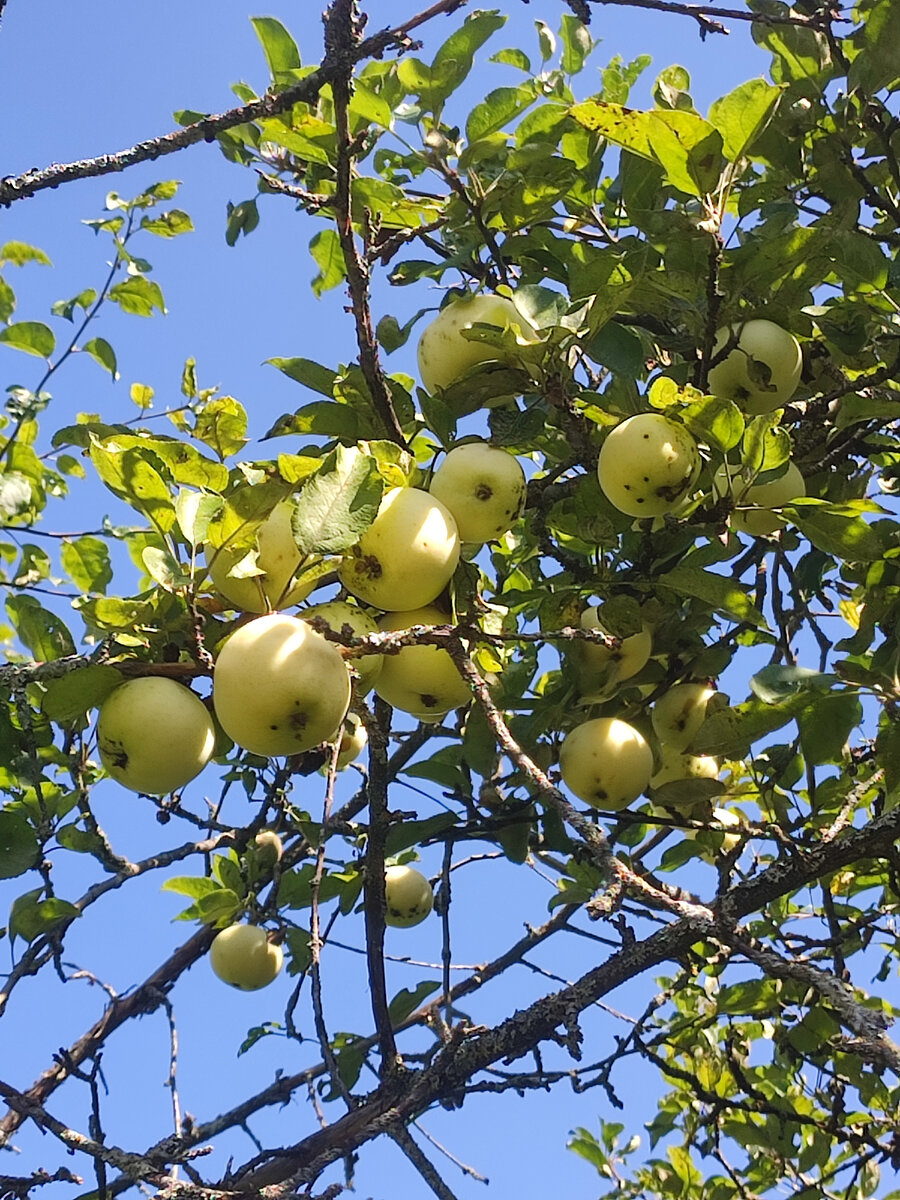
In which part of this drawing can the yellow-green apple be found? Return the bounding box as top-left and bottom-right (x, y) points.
(374, 606), (471, 720)
(572, 605), (652, 696)
(205, 500), (318, 613)
(651, 746), (720, 791)
(651, 682), (716, 751)
(97, 677), (215, 795)
(598, 414), (700, 518)
(210, 924), (283, 990)
(338, 487), (460, 612)
(428, 441), (526, 543)
(688, 807), (744, 861)
(303, 599), (383, 693)
(213, 614), (351, 757)
(559, 717), (653, 809)
(253, 830), (283, 866)
(417, 293), (533, 393)
(334, 713), (368, 769)
(383, 865), (434, 928)
(714, 461), (806, 536)
(707, 319), (802, 414)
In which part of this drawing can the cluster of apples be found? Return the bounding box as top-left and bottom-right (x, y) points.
(207, 831), (433, 992)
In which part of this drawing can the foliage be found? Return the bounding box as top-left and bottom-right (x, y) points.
(2, 0), (900, 1197)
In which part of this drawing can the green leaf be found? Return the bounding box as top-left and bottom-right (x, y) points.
(5, 595), (75, 660)
(388, 981), (441, 1026)
(0, 810), (40, 878)
(466, 83), (538, 142)
(175, 490), (221, 547)
(384, 813), (459, 856)
(682, 395), (744, 454)
(847, 0), (900, 93)
(693, 694), (812, 757)
(798, 692), (862, 766)
(51, 288), (97, 322)
(750, 664), (837, 705)
(708, 78), (782, 162)
(264, 401), (360, 441)
(108, 276), (165, 317)
(162, 875), (222, 900)
(658, 565), (767, 628)
(0, 242), (51, 267)
(559, 13), (593, 75)
(291, 445), (383, 555)
(309, 229), (345, 297)
(10, 892), (79, 943)
(192, 396), (248, 459)
(0, 321), (55, 358)
(376, 309), (428, 354)
(251, 16), (301, 80)
(61, 536), (113, 594)
(89, 439), (176, 532)
(266, 356), (337, 397)
(140, 209), (194, 238)
(40, 666), (122, 723)
(785, 501), (889, 563)
(81, 337), (118, 378)
(225, 198), (260, 246)
(0, 274), (15, 322)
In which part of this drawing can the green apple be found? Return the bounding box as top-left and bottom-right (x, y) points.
(417, 293), (532, 393)
(334, 713), (368, 769)
(209, 924), (283, 990)
(383, 864), (434, 928)
(652, 682), (716, 752)
(374, 606), (471, 720)
(559, 717), (653, 810)
(253, 830), (283, 866)
(213, 613), (351, 757)
(651, 746), (720, 792)
(714, 461), (806, 536)
(303, 599), (383, 694)
(688, 807), (744, 861)
(707, 319), (802, 415)
(598, 414), (700, 518)
(338, 487), (460, 612)
(205, 500), (318, 614)
(572, 605), (652, 696)
(97, 677), (215, 795)
(428, 441), (526, 544)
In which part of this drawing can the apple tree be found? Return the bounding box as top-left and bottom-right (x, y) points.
(2, 0), (900, 1197)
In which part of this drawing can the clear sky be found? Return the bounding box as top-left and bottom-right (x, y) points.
(0, 3), (777, 1197)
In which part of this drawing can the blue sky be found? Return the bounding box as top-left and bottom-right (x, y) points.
(0, 4), (781, 1197)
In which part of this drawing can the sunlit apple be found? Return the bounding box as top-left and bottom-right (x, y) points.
(651, 682), (716, 752)
(559, 717), (653, 810)
(303, 599), (383, 694)
(707, 319), (802, 415)
(598, 414), (700, 518)
(210, 924), (283, 990)
(429, 441), (526, 543)
(572, 605), (652, 697)
(97, 677), (215, 795)
(205, 500), (318, 614)
(338, 487), (460, 612)
(714, 461), (806, 536)
(213, 613), (351, 757)
(383, 864), (434, 928)
(374, 606), (471, 720)
(417, 293), (532, 393)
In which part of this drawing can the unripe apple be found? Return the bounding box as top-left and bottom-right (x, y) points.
(205, 500), (317, 614)
(559, 717), (653, 810)
(97, 677), (215, 795)
(598, 414), (700, 518)
(334, 713), (368, 769)
(713, 461), (806, 536)
(383, 864), (433, 928)
(687, 807), (744, 861)
(338, 487), (460, 612)
(253, 830), (284, 867)
(428, 442), (526, 543)
(209, 924), (283, 990)
(652, 682), (716, 751)
(303, 599), (382, 694)
(707, 319), (802, 415)
(213, 614), (351, 757)
(651, 746), (720, 790)
(374, 606), (471, 720)
(573, 606), (652, 695)
(417, 294), (532, 393)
